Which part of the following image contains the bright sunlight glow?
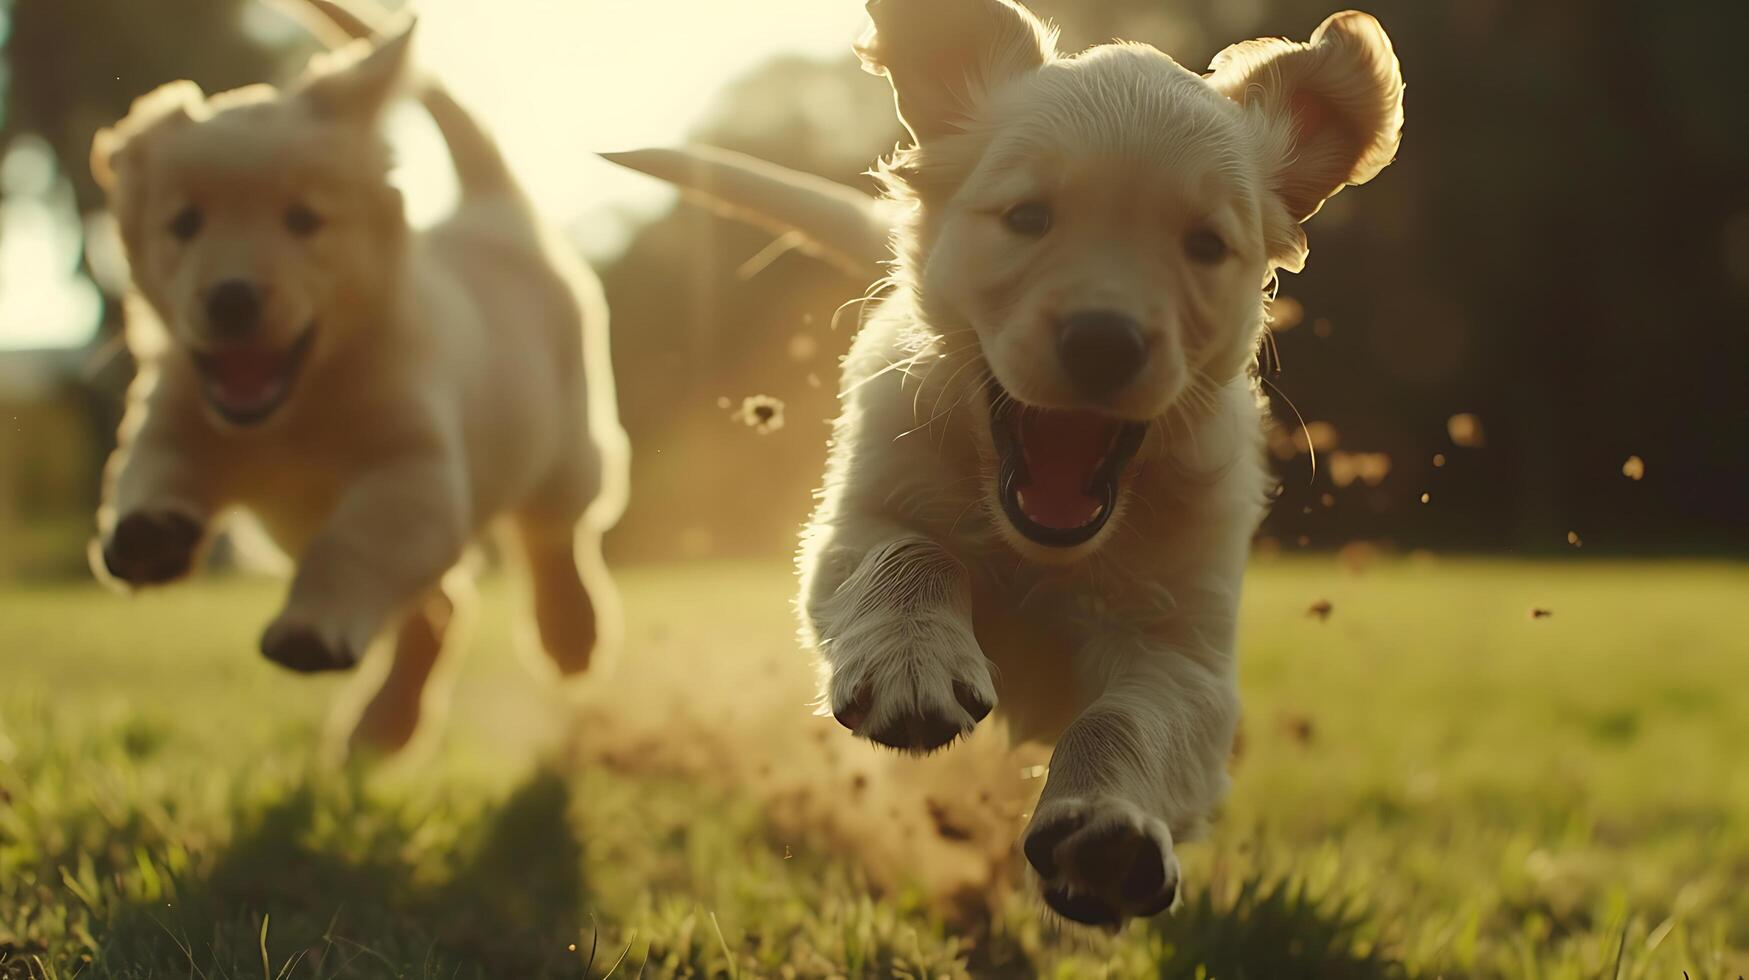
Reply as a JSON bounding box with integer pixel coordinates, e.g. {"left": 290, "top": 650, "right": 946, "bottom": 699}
{"left": 0, "top": 0, "right": 868, "bottom": 351}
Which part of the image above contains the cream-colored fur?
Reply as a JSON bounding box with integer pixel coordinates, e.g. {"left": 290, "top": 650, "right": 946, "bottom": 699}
{"left": 611, "top": 1, "right": 1402, "bottom": 926}
{"left": 89, "top": 2, "right": 628, "bottom": 753}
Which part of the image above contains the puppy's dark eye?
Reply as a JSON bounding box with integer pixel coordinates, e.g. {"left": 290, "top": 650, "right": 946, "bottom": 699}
{"left": 169, "top": 206, "right": 203, "bottom": 242}
{"left": 1185, "top": 228, "right": 1228, "bottom": 265}
{"left": 1002, "top": 201, "right": 1052, "bottom": 237}
{"left": 285, "top": 204, "right": 323, "bottom": 238}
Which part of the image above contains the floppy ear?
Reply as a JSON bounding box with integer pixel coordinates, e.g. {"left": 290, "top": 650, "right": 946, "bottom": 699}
{"left": 91, "top": 80, "right": 205, "bottom": 194}
{"left": 1209, "top": 10, "right": 1403, "bottom": 223}
{"left": 296, "top": 19, "right": 415, "bottom": 121}
{"left": 855, "top": 0, "right": 1057, "bottom": 143}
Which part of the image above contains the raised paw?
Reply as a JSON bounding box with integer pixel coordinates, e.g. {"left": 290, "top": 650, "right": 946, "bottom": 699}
{"left": 98, "top": 510, "right": 204, "bottom": 586}
{"left": 1023, "top": 797, "right": 1180, "bottom": 928}
{"left": 827, "top": 642, "right": 994, "bottom": 754}
{"left": 260, "top": 618, "right": 361, "bottom": 673}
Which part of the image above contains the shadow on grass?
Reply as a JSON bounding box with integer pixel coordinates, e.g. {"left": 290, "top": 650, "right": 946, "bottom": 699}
{"left": 95, "top": 770, "right": 596, "bottom": 979}
{"left": 51, "top": 760, "right": 1407, "bottom": 979}
{"left": 1148, "top": 876, "right": 1403, "bottom": 980}
{"left": 956, "top": 871, "right": 1403, "bottom": 979}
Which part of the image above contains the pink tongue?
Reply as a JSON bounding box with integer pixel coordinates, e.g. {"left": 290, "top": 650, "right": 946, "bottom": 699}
{"left": 1015, "top": 410, "right": 1115, "bottom": 530}
{"left": 208, "top": 349, "right": 282, "bottom": 405}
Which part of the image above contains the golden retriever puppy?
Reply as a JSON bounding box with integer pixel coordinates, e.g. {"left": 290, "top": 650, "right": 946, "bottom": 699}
{"left": 90, "top": 3, "right": 627, "bottom": 752}
{"left": 611, "top": 1, "right": 1400, "bottom": 926}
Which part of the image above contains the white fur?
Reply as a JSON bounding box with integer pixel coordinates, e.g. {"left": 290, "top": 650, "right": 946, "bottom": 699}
{"left": 90, "top": 2, "right": 627, "bottom": 753}
{"left": 617, "top": 1, "right": 1403, "bottom": 927}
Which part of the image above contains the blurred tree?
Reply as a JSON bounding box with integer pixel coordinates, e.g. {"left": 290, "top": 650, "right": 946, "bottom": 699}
{"left": 0, "top": 0, "right": 295, "bottom": 575}
{"left": 1, "top": 0, "right": 290, "bottom": 220}
{"left": 1, "top": 0, "right": 298, "bottom": 376}
{"left": 2, "top": 0, "right": 1745, "bottom": 567}
{"left": 600, "top": 55, "right": 897, "bottom": 561}
{"left": 602, "top": 0, "right": 1749, "bottom": 560}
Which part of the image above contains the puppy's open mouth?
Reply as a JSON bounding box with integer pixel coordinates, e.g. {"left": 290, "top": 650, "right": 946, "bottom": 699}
{"left": 989, "top": 380, "right": 1147, "bottom": 548}
{"left": 191, "top": 327, "right": 315, "bottom": 427}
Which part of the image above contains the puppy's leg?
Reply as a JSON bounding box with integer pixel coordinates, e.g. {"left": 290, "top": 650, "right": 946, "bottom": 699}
{"left": 803, "top": 522, "right": 996, "bottom": 753}
{"left": 513, "top": 432, "right": 620, "bottom": 677}
{"left": 348, "top": 585, "right": 459, "bottom": 753}
{"left": 517, "top": 518, "right": 612, "bottom": 676}
{"left": 1021, "top": 647, "right": 1239, "bottom": 928}
{"left": 262, "top": 454, "right": 468, "bottom": 673}
{"left": 93, "top": 411, "right": 216, "bottom": 588}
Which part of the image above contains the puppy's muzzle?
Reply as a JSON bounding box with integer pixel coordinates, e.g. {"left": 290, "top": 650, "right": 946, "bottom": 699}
{"left": 1057, "top": 309, "right": 1148, "bottom": 400}
{"left": 205, "top": 279, "right": 267, "bottom": 341}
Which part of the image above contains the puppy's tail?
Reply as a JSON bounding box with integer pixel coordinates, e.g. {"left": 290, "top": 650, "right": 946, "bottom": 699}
{"left": 415, "top": 87, "right": 520, "bottom": 202}
{"left": 275, "top": 0, "right": 519, "bottom": 203}
{"left": 602, "top": 146, "right": 892, "bottom": 282}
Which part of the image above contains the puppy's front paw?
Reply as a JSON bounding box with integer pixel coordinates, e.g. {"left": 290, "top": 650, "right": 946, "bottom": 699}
{"left": 825, "top": 622, "right": 995, "bottom": 754}
{"left": 97, "top": 510, "right": 203, "bottom": 586}
{"left": 260, "top": 618, "right": 360, "bottom": 673}
{"left": 1023, "top": 797, "right": 1180, "bottom": 928}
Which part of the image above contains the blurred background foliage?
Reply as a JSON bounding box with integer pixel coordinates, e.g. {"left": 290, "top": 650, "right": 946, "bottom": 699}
{"left": 1, "top": 0, "right": 1747, "bottom": 579}
{"left": 0, "top": 0, "right": 290, "bottom": 577}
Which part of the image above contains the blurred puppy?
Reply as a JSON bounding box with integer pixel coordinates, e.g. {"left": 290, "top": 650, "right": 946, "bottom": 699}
{"left": 611, "top": 0, "right": 1402, "bottom": 926}
{"left": 90, "top": 0, "right": 627, "bottom": 752}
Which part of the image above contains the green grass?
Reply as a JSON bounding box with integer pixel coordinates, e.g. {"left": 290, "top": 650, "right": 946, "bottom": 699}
{"left": 2, "top": 558, "right": 1747, "bottom": 978}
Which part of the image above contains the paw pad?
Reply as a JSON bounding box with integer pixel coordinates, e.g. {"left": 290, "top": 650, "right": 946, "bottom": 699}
{"left": 101, "top": 511, "right": 203, "bottom": 586}
{"left": 1024, "top": 800, "right": 1179, "bottom": 927}
{"left": 261, "top": 622, "right": 359, "bottom": 673}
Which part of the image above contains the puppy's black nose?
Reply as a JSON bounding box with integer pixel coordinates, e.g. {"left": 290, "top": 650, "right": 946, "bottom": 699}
{"left": 206, "top": 280, "right": 264, "bottom": 339}
{"left": 1057, "top": 310, "right": 1148, "bottom": 398}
